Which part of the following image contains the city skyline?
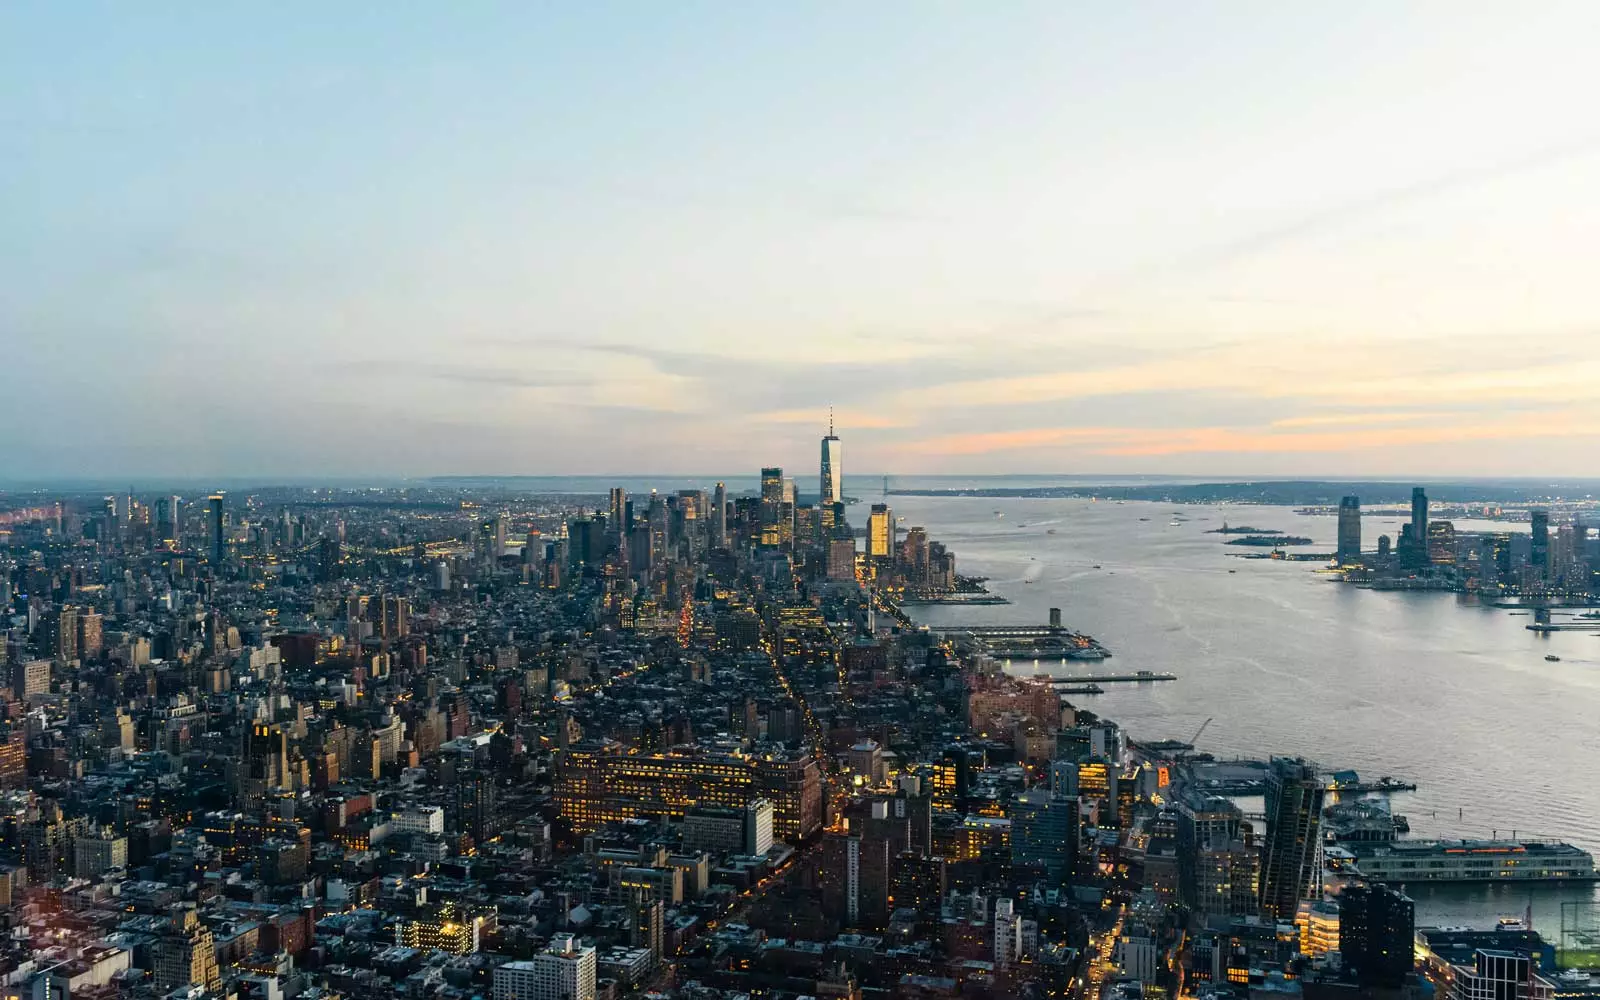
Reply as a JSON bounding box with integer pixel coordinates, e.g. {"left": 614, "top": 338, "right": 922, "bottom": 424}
{"left": 7, "top": 4, "right": 1600, "bottom": 477}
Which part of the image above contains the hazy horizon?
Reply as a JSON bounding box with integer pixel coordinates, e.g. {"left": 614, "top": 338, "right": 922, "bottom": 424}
{"left": 8, "top": 3, "right": 1600, "bottom": 477}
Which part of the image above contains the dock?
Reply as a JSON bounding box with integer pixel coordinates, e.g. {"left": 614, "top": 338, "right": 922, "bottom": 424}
{"left": 1058, "top": 683, "right": 1105, "bottom": 696}
{"left": 930, "top": 622, "right": 1113, "bottom": 661}
{"left": 1051, "top": 672, "right": 1176, "bottom": 685}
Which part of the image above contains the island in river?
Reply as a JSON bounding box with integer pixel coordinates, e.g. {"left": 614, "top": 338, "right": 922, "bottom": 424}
{"left": 1226, "top": 534, "right": 1314, "bottom": 546}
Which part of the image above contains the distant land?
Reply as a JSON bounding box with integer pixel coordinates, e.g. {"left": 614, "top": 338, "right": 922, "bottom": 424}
{"left": 1226, "top": 534, "right": 1314, "bottom": 546}
{"left": 887, "top": 479, "right": 1600, "bottom": 506}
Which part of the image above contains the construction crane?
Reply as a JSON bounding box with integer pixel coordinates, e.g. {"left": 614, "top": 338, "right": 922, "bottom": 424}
{"left": 1188, "top": 717, "right": 1213, "bottom": 747}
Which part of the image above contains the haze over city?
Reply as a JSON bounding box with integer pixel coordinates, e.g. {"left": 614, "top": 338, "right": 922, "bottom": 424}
{"left": 7, "top": 3, "right": 1600, "bottom": 479}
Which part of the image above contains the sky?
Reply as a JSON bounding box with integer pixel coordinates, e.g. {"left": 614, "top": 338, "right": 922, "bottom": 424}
{"left": 5, "top": 2, "right": 1600, "bottom": 481}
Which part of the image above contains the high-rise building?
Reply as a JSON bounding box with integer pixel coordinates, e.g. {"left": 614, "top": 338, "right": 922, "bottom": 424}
{"left": 994, "top": 897, "right": 1023, "bottom": 971}
{"left": 241, "top": 723, "right": 289, "bottom": 809}
{"left": 1531, "top": 509, "right": 1550, "bottom": 574}
{"left": 1411, "top": 487, "right": 1429, "bottom": 547}
{"left": 154, "top": 905, "right": 221, "bottom": 994}
{"left": 1339, "top": 882, "right": 1415, "bottom": 988}
{"left": 72, "top": 827, "right": 129, "bottom": 878}
{"left": 1337, "top": 496, "right": 1361, "bottom": 564}
{"left": 1428, "top": 520, "right": 1457, "bottom": 565}
{"left": 494, "top": 933, "right": 597, "bottom": 1000}
{"left": 1403, "top": 486, "right": 1430, "bottom": 568}
{"left": 868, "top": 504, "right": 893, "bottom": 560}
{"left": 156, "top": 495, "right": 180, "bottom": 544}
{"left": 208, "top": 494, "right": 226, "bottom": 567}
{"left": 712, "top": 481, "right": 728, "bottom": 548}
{"left": 646, "top": 492, "right": 668, "bottom": 567}
{"left": 380, "top": 595, "right": 411, "bottom": 639}
{"left": 759, "top": 468, "right": 784, "bottom": 546}
{"left": 609, "top": 488, "right": 628, "bottom": 550}
{"left": 820, "top": 413, "right": 842, "bottom": 531}
{"left": 12, "top": 659, "right": 50, "bottom": 698}
{"left": 53, "top": 605, "right": 79, "bottom": 662}
{"left": 827, "top": 538, "right": 857, "bottom": 581}
{"left": 1259, "top": 757, "right": 1324, "bottom": 920}
{"left": 821, "top": 827, "right": 890, "bottom": 929}
{"left": 453, "top": 770, "right": 500, "bottom": 841}
{"left": 1008, "top": 789, "right": 1078, "bottom": 879}
{"left": 1175, "top": 790, "right": 1259, "bottom": 918}
{"left": 77, "top": 610, "right": 104, "bottom": 661}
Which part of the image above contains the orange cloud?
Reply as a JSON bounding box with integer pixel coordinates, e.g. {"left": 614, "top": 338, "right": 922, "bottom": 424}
{"left": 903, "top": 426, "right": 1130, "bottom": 455}
{"left": 1098, "top": 419, "right": 1600, "bottom": 456}
{"left": 1269, "top": 411, "right": 1463, "bottom": 428}
{"left": 902, "top": 409, "right": 1600, "bottom": 459}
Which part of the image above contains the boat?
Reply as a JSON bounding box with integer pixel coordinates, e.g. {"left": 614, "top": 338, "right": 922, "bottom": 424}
{"left": 1546, "top": 654, "right": 1562, "bottom": 662}
{"left": 1169, "top": 520, "right": 1181, "bottom": 526}
{"left": 1139, "top": 517, "right": 1150, "bottom": 521}
{"left": 1047, "top": 529, "right": 1057, "bottom": 535}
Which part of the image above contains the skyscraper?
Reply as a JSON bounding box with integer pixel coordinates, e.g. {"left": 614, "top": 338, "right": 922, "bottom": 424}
{"left": 1531, "top": 509, "right": 1550, "bottom": 574}
{"left": 759, "top": 468, "right": 784, "bottom": 546}
{"left": 1407, "top": 487, "right": 1430, "bottom": 567}
{"left": 1009, "top": 788, "right": 1078, "bottom": 879}
{"left": 154, "top": 905, "right": 221, "bottom": 994}
{"left": 241, "top": 723, "right": 289, "bottom": 809}
{"left": 54, "top": 605, "right": 79, "bottom": 662}
{"left": 820, "top": 411, "right": 842, "bottom": 531}
{"left": 1339, "top": 882, "right": 1415, "bottom": 988}
{"left": 1337, "top": 496, "right": 1361, "bottom": 565}
{"left": 868, "top": 504, "right": 893, "bottom": 560}
{"left": 1258, "top": 757, "right": 1324, "bottom": 920}
{"left": 208, "top": 494, "right": 226, "bottom": 567}
{"left": 712, "top": 481, "right": 728, "bottom": 548}
{"left": 609, "top": 488, "right": 628, "bottom": 550}
{"left": 156, "top": 495, "right": 179, "bottom": 544}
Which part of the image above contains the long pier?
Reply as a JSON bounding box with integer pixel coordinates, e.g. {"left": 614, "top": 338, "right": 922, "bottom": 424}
{"left": 1051, "top": 672, "right": 1176, "bottom": 684}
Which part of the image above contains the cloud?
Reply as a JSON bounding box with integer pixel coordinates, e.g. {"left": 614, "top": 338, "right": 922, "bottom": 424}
{"left": 419, "top": 365, "right": 594, "bottom": 389}
{"left": 1132, "top": 134, "right": 1600, "bottom": 279}
{"left": 900, "top": 407, "right": 1600, "bottom": 461}
{"left": 1269, "top": 411, "right": 1464, "bottom": 429}
{"left": 752, "top": 407, "right": 910, "bottom": 429}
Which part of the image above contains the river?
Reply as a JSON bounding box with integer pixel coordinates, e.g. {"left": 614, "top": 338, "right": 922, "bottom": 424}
{"left": 892, "top": 494, "right": 1600, "bottom": 930}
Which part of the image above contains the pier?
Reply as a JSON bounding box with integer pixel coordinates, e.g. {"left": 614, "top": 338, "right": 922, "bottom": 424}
{"left": 1051, "top": 671, "right": 1176, "bottom": 685}
{"left": 929, "top": 620, "right": 1113, "bottom": 661}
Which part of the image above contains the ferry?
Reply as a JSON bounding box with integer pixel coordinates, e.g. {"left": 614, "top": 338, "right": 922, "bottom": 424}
{"left": 1546, "top": 654, "right": 1561, "bottom": 662}
{"left": 1345, "top": 839, "right": 1598, "bottom": 884}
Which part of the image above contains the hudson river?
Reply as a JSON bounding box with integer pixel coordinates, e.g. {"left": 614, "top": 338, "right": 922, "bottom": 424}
{"left": 894, "top": 494, "right": 1600, "bottom": 930}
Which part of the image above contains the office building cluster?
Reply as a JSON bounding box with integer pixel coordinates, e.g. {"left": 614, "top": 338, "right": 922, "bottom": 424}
{"left": 1334, "top": 487, "right": 1598, "bottom": 598}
